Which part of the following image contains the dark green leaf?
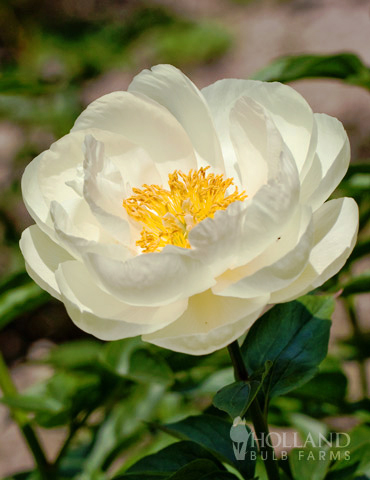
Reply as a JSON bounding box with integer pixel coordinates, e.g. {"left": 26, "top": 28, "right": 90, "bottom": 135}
{"left": 167, "top": 459, "right": 223, "bottom": 479}
{"left": 341, "top": 271, "right": 370, "bottom": 296}
{"left": 0, "top": 281, "right": 50, "bottom": 330}
{"left": 251, "top": 53, "right": 370, "bottom": 89}
{"left": 213, "top": 361, "right": 272, "bottom": 419}
{"left": 0, "top": 270, "right": 31, "bottom": 296}
{"left": 123, "top": 441, "right": 224, "bottom": 477}
{"left": 213, "top": 381, "right": 252, "bottom": 419}
{"left": 160, "top": 414, "right": 257, "bottom": 478}
{"left": 291, "top": 371, "right": 347, "bottom": 404}
{"left": 241, "top": 295, "right": 333, "bottom": 397}
{"left": 346, "top": 239, "right": 370, "bottom": 265}
{"left": 347, "top": 162, "right": 370, "bottom": 177}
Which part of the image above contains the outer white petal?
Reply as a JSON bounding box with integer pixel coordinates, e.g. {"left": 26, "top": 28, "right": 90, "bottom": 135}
{"left": 213, "top": 206, "right": 313, "bottom": 298}
{"left": 202, "top": 79, "right": 314, "bottom": 175}
{"left": 271, "top": 197, "right": 358, "bottom": 303}
{"left": 71, "top": 91, "right": 198, "bottom": 179}
{"left": 143, "top": 290, "right": 269, "bottom": 355}
{"left": 55, "top": 261, "right": 188, "bottom": 340}
{"left": 304, "top": 113, "right": 350, "bottom": 211}
{"left": 19, "top": 225, "right": 73, "bottom": 299}
{"left": 84, "top": 245, "right": 215, "bottom": 307}
{"left": 21, "top": 152, "right": 56, "bottom": 239}
{"left": 128, "top": 64, "right": 224, "bottom": 171}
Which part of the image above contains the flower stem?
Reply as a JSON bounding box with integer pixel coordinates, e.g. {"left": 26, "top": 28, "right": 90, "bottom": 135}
{"left": 227, "top": 340, "right": 280, "bottom": 480}
{"left": 346, "top": 297, "right": 368, "bottom": 398}
{"left": 0, "top": 351, "right": 52, "bottom": 480}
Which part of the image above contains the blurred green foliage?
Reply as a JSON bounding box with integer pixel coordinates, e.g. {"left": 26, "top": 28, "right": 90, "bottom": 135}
{"left": 0, "top": 2, "right": 370, "bottom": 479}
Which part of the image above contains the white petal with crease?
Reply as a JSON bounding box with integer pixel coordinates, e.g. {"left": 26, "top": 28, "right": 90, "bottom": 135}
{"left": 128, "top": 64, "right": 224, "bottom": 171}
{"left": 271, "top": 198, "right": 358, "bottom": 303}
{"left": 202, "top": 78, "right": 314, "bottom": 175}
{"left": 214, "top": 206, "right": 313, "bottom": 298}
{"left": 306, "top": 113, "right": 350, "bottom": 211}
{"left": 143, "top": 290, "right": 268, "bottom": 355}
{"left": 83, "top": 135, "right": 130, "bottom": 242}
{"left": 84, "top": 245, "right": 215, "bottom": 307}
{"left": 56, "top": 261, "right": 188, "bottom": 340}
{"left": 71, "top": 91, "right": 198, "bottom": 180}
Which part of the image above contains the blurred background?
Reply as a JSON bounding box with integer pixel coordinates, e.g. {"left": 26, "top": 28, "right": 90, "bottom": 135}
{"left": 0, "top": 0, "right": 369, "bottom": 477}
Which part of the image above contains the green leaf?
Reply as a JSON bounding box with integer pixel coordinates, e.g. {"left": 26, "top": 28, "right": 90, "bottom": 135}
{"left": 129, "top": 348, "right": 174, "bottom": 386}
{"left": 327, "top": 425, "right": 370, "bottom": 479}
{"left": 291, "top": 371, "right": 347, "bottom": 404}
{"left": 100, "top": 339, "right": 173, "bottom": 386}
{"left": 84, "top": 383, "right": 165, "bottom": 474}
{"left": 0, "top": 281, "right": 50, "bottom": 330}
{"left": 341, "top": 270, "right": 370, "bottom": 296}
{"left": 213, "top": 381, "right": 253, "bottom": 419}
{"left": 289, "top": 447, "right": 331, "bottom": 480}
{"left": 167, "top": 459, "right": 226, "bottom": 479}
{"left": 160, "top": 414, "right": 257, "bottom": 478}
{"left": 2, "top": 370, "right": 101, "bottom": 428}
{"left": 213, "top": 361, "right": 272, "bottom": 418}
{"left": 119, "top": 441, "right": 224, "bottom": 478}
{"left": 45, "top": 340, "right": 103, "bottom": 369}
{"left": 346, "top": 239, "right": 370, "bottom": 265}
{"left": 241, "top": 295, "right": 333, "bottom": 397}
{"left": 251, "top": 53, "right": 370, "bottom": 89}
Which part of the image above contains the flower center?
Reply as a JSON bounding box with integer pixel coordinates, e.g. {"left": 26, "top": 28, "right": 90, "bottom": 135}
{"left": 122, "top": 167, "right": 247, "bottom": 253}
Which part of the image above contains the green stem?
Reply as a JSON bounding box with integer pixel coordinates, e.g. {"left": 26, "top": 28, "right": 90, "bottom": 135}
{"left": 54, "top": 409, "right": 91, "bottom": 467}
{"left": 228, "top": 340, "right": 280, "bottom": 480}
{"left": 346, "top": 297, "right": 368, "bottom": 398}
{"left": 0, "top": 351, "right": 53, "bottom": 479}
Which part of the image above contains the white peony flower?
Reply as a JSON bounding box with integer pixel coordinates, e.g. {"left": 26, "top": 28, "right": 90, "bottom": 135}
{"left": 20, "top": 65, "right": 358, "bottom": 355}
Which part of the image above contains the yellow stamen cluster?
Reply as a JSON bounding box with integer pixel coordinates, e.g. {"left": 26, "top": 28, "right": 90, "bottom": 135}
{"left": 122, "top": 167, "right": 247, "bottom": 253}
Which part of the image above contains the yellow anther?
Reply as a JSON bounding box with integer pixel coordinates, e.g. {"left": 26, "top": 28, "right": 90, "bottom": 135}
{"left": 123, "top": 167, "right": 247, "bottom": 253}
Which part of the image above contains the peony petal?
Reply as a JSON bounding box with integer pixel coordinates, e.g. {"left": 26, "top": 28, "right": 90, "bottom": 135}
{"left": 21, "top": 152, "right": 55, "bottom": 238}
{"left": 50, "top": 200, "right": 131, "bottom": 261}
{"left": 236, "top": 149, "right": 300, "bottom": 267}
{"left": 56, "top": 261, "right": 188, "bottom": 340}
{"left": 229, "top": 96, "right": 284, "bottom": 193}
{"left": 143, "top": 290, "right": 269, "bottom": 355}
{"left": 213, "top": 206, "right": 313, "bottom": 298}
{"left": 271, "top": 197, "right": 358, "bottom": 303}
{"left": 128, "top": 64, "right": 224, "bottom": 171}
{"left": 84, "top": 245, "right": 215, "bottom": 307}
{"left": 305, "top": 113, "right": 350, "bottom": 211}
{"left": 188, "top": 147, "right": 299, "bottom": 277}
{"left": 71, "top": 91, "right": 198, "bottom": 179}
{"left": 202, "top": 79, "right": 314, "bottom": 175}
{"left": 19, "top": 225, "right": 73, "bottom": 299}
{"left": 83, "top": 135, "right": 131, "bottom": 242}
